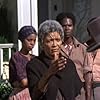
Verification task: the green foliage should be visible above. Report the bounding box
[0,79,13,100]
[3,48,9,61]
[0,36,8,43]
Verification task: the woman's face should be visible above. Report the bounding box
[22,33,36,51]
[43,32,62,59]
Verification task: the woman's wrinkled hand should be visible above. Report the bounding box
[48,53,67,76]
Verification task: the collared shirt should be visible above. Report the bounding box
[64,37,92,82]
[92,49,100,82]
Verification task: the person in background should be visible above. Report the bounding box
[9,26,37,100]
[87,16,100,100]
[26,20,83,100]
[56,12,92,100]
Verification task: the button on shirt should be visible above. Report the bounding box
[64,38,92,82]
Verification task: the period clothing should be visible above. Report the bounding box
[9,51,33,100]
[63,37,92,100]
[26,51,83,100]
[91,49,100,100]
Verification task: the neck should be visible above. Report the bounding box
[20,48,29,55]
[20,48,32,61]
[64,36,73,45]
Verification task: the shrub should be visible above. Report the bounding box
[0,79,13,100]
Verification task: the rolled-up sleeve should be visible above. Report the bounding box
[83,52,93,74]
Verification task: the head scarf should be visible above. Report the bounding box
[18,26,37,41]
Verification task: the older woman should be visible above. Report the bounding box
[9,26,37,100]
[26,20,82,100]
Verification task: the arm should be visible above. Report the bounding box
[20,78,28,87]
[84,72,92,100]
[9,52,28,88]
[83,52,93,100]
[32,71,51,100]
[36,55,67,93]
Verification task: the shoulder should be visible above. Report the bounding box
[26,56,48,78]
[66,58,76,70]
[26,56,46,71]
[11,51,21,59]
[27,56,43,66]
[9,51,19,61]
[10,51,25,63]
[74,38,87,53]
[74,38,86,48]
[79,42,87,50]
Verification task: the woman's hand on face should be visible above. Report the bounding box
[48,54,67,76]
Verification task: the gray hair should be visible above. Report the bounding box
[38,20,64,50]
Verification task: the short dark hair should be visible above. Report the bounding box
[18,26,37,42]
[56,12,76,26]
